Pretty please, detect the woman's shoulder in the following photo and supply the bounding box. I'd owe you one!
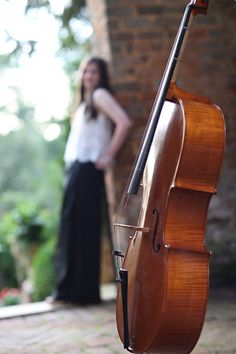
[93,88,113,103]
[74,101,85,114]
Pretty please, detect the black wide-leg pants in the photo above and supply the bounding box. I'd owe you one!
[56,161,104,304]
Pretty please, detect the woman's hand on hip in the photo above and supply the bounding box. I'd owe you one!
[95,153,113,170]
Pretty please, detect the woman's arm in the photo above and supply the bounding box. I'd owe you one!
[93,88,132,169]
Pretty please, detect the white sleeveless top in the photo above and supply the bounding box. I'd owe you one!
[64,102,112,164]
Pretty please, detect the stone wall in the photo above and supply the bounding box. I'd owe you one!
[86,0,236,286]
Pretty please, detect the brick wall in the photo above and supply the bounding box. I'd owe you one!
[87,0,236,285]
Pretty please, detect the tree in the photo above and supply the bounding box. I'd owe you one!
[1,0,89,72]
[0,0,91,293]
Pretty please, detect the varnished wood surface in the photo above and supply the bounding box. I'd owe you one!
[116,88,225,353]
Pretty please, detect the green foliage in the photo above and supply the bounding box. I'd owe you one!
[0,95,64,291]
[10,202,45,245]
[26,0,50,11]
[3,296,20,306]
[1,199,59,245]
[0,288,22,307]
[5,0,89,65]
[0,0,90,296]
[0,53,12,68]
[0,125,64,216]
[0,199,59,290]
[31,237,57,301]
[61,0,86,28]
[0,219,18,288]
[30,204,59,301]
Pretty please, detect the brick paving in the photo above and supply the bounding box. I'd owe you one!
[0,287,235,354]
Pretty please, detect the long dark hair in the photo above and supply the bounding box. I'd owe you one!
[80,57,112,120]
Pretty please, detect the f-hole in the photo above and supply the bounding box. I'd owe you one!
[152,208,161,253]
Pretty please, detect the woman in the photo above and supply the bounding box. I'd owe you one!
[51,57,131,305]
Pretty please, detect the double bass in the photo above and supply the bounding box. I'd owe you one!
[113,1,225,353]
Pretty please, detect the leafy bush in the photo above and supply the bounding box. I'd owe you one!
[0,216,18,288]
[0,288,21,306]
[0,201,59,294]
[10,202,45,245]
[31,237,57,301]
[0,242,18,289]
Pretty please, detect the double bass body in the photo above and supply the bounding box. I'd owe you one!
[116,85,225,353]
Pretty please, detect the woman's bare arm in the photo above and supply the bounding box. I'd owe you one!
[93,88,132,169]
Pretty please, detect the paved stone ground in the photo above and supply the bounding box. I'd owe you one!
[0,287,235,354]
